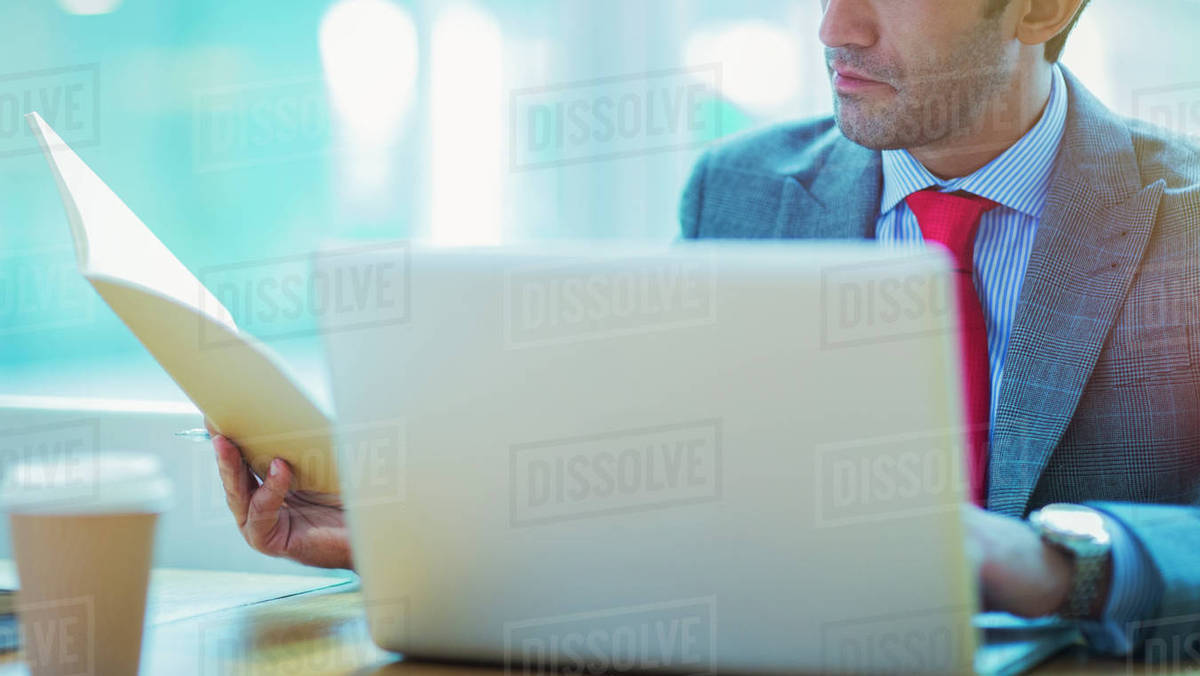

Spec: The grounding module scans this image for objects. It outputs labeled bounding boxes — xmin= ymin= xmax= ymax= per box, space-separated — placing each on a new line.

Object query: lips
xmin=829 ymin=62 xmax=894 ymax=94
xmin=830 ymin=63 xmax=885 ymax=85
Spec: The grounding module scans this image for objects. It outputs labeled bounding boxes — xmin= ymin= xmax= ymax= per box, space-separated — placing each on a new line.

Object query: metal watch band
xmin=1061 ymin=547 xmax=1105 ymax=619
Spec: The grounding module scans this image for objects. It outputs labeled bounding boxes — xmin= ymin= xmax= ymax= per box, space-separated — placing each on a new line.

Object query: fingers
xmin=245 ymin=458 xmax=292 ymax=541
xmin=213 ymin=435 xmax=256 ymax=527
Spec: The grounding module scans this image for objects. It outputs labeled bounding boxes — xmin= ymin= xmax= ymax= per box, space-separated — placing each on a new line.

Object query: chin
xmin=834 ymin=109 xmax=889 ymax=150
xmin=834 ymin=101 xmax=914 ymax=151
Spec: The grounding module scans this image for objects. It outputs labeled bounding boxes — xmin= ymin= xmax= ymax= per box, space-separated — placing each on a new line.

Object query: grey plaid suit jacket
xmin=680 ymin=67 xmax=1200 ymax=655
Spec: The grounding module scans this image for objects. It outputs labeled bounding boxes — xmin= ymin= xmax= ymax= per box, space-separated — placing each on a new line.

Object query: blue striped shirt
xmin=876 ymin=66 xmax=1067 ymax=431
xmin=876 ymin=64 xmax=1149 ymax=653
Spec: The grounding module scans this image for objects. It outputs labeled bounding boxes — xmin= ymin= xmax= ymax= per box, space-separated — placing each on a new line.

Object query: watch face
xmin=1031 ymin=503 xmax=1112 ymax=550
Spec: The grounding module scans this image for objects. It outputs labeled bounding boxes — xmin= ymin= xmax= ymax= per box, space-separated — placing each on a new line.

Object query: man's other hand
xmin=964 ymin=505 xmax=1110 ymax=619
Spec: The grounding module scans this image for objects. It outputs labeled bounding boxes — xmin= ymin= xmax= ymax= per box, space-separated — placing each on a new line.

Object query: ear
xmin=1015 ymin=0 xmax=1087 ymax=48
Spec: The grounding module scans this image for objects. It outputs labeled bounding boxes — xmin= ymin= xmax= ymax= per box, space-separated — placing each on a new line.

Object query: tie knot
xmin=904 ymin=188 xmax=998 ymax=271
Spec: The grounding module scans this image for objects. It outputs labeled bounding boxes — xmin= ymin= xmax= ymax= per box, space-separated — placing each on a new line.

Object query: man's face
xmin=820 ymin=0 xmax=1019 ymax=150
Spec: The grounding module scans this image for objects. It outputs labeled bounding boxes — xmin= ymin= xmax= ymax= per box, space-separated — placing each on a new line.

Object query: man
xmin=212 ymin=0 xmax=1200 ymax=659
xmin=681 ymin=0 xmax=1200 ymax=658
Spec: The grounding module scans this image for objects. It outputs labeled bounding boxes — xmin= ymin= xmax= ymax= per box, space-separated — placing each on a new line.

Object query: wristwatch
xmin=1027 ymin=503 xmax=1113 ymax=619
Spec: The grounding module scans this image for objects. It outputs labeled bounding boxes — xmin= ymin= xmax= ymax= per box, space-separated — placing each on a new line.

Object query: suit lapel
xmin=776 ymin=133 xmax=881 ymax=240
xmin=987 ymin=70 xmax=1166 ymax=517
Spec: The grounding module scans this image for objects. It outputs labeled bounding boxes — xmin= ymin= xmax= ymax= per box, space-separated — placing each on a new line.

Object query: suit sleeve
xmin=1087 ymin=501 xmax=1200 ymax=661
xmin=679 ymin=151 xmax=709 ymax=240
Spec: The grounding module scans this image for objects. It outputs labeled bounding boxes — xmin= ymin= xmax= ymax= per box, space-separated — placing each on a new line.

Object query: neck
xmin=909 ymin=65 xmax=1054 ymax=180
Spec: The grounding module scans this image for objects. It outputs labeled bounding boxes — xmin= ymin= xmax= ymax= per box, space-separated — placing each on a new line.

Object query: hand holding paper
xmin=26 ymin=112 xmax=340 ymax=494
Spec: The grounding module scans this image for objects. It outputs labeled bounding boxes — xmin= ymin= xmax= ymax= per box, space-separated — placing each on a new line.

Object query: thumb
xmin=245 ymin=459 xmax=291 ymax=538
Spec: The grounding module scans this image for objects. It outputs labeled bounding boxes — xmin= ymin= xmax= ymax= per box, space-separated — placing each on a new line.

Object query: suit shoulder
xmin=1127 ymin=118 xmax=1200 ymax=193
xmin=1124 ymin=119 xmax=1200 ymax=250
xmin=680 ymin=116 xmax=843 ymax=239
xmin=701 ymin=116 xmax=841 ymax=178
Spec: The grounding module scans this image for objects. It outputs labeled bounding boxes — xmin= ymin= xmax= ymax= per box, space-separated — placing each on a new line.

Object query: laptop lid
xmin=318 ymin=241 xmax=977 ymax=674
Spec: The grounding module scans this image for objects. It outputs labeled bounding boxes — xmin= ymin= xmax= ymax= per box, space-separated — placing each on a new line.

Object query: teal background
xmin=0 ymin=0 xmax=1198 ymax=401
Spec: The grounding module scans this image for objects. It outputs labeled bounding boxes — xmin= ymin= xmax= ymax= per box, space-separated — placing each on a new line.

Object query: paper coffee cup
xmin=0 ymin=453 xmax=172 ymax=676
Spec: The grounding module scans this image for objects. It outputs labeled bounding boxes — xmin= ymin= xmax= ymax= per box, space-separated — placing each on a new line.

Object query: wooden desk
xmin=7 ymin=579 xmax=1200 ymax=674
xmin=145 ymin=585 xmax=1200 ymax=675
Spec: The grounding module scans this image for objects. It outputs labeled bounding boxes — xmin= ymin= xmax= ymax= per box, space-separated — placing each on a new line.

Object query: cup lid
xmin=0 ymin=453 xmax=173 ymax=515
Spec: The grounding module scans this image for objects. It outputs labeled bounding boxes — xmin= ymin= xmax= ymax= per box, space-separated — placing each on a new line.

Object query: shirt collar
xmin=880 ymin=64 xmax=1068 ymax=219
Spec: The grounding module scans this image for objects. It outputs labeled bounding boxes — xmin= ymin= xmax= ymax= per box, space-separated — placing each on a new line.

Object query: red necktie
xmin=904 ymin=188 xmax=998 ymax=507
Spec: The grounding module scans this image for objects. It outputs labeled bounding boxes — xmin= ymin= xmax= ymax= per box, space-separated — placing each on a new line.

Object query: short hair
xmin=986 ymin=0 xmax=1091 ymax=62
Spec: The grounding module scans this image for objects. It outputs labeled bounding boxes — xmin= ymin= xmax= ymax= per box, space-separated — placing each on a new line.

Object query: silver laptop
xmin=317 ymin=241 xmax=982 ymax=674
